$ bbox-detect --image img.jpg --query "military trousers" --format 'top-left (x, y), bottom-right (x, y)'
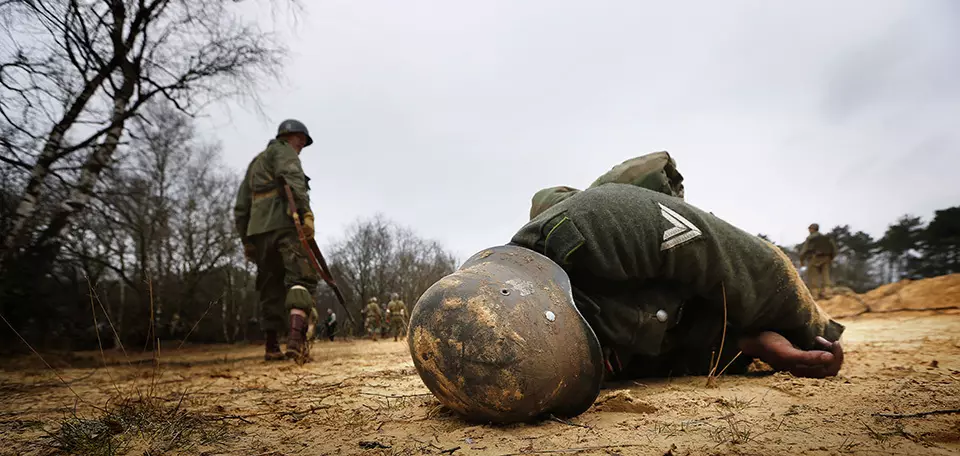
top-left (389, 320), bottom-right (405, 338)
top-left (250, 227), bottom-right (320, 332)
top-left (806, 255), bottom-right (832, 298)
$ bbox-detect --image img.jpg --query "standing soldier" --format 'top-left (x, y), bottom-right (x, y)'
top-left (800, 223), bottom-right (838, 299)
top-left (325, 308), bottom-right (337, 342)
top-left (234, 119), bottom-right (318, 361)
top-left (387, 292), bottom-right (407, 342)
top-left (364, 297), bottom-right (383, 341)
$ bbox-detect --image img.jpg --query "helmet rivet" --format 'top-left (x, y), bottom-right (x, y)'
top-left (500, 288), bottom-right (511, 296)
top-left (545, 310), bottom-right (556, 322)
top-left (656, 309), bottom-right (668, 322)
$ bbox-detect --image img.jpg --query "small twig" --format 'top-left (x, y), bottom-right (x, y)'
top-left (549, 415), bottom-right (592, 429)
top-left (874, 409), bottom-right (960, 418)
top-left (440, 446), bottom-right (461, 454)
top-left (410, 437), bottom-right (443, 450)
top-left (359, 392), bottom-right (433, 398)
top-left (207, 404), bottom-right (330, 422)
top-left (209, 414), bottom-right (253, 424)
top-left (499, 444), bottom-right (646, 455)
top-left (707, 282), bottom-right (729, 383)
top-left (716, 350), bottom-right (744, 378)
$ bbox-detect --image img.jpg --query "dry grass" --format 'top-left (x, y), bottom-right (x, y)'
top-left (2, 277), bottom-right (233, 456)
top-left (43, 397), bottom-right (229, 456)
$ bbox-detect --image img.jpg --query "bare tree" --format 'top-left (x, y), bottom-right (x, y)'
top-left (0, 0), bottom-right (288, 277)
top-left (60, 104), bottom-right (244, 345)
top-left (324, 215), bottom-right (458, 335)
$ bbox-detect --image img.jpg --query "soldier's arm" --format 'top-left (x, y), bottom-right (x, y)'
top-left (272, 142), bottom-right (312, 215)
top-left (233, 163), bottom-right (254, 243)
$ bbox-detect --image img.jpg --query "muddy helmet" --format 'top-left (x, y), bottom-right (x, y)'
top-left (407, 245), bottom-right (603, 423)
top-left (276, 119), bottom-right (313, 147)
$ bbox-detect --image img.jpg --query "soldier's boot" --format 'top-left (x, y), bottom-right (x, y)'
top-left (285, 309), bottom-right (308, 359)
top-left (264, 330), bottom-right (285, 361)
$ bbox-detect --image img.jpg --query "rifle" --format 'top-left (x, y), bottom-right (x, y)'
top-left (278, 177), bottom-right (352, 323)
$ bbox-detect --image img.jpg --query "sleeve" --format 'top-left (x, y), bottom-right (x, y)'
top-left (799, 237), bottom-right (811, 260)
top-left (522, 186), bottom-right (844, 350)
top-left (233, 162), bottom-right (253, 243)
top-left (272, 143), bottom-right (312, 215)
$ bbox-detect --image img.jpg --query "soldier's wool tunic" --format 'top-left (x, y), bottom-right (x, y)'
top-left (511, 184), bottom-right (844, 377)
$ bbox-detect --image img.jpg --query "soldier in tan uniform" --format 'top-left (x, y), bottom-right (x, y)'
top-left (364, 297), bottom-right (383, 341)
top-left (800, 223), bottom-right (838, 299)
top-left (234, 119), bottom-right (318, 361)
top-left (386, 292), bottom-right (407, 342)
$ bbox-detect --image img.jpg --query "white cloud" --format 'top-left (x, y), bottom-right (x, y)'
top-left (205, 0), bottom-right (960, 259)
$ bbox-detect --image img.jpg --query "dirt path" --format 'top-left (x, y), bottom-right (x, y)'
top-left (2, 310), bottom-right (959, 455)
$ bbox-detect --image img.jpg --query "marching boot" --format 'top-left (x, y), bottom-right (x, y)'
top-left (264, 330), bottom-right (285, 361)
top-left (285, 309), bottom-right (308, 359)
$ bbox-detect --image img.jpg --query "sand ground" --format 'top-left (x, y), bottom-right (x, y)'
top-left (2, 309), bottom-right (959, 455)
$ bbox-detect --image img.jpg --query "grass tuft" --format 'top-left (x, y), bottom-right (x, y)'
top-left (43, 397), bottom-right (229, 455)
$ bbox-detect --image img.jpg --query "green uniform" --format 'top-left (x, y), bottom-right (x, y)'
top-left (800, 231), bottom-right (837, 299)
top-left (234, 139), bottom-right (318, 332)
top-left (364, 301), bottom-right (383, 339)
top-left (511, 183), bottom-right (844, 378)
top-left (387, 299), bottom-right (407, 339)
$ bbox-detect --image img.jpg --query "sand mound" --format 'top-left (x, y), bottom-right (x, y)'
top-left (817, 273), bottom-right (960, 315)
top-left (861, 273), bottom-right (960, 312)
top-left (591, 390), bottom-right (658, 414)
top-left (817, 287), bottom-right (869, 318)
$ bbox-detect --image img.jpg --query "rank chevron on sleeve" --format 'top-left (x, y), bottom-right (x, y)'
top-left (658, 202), bottom-right (703, 251)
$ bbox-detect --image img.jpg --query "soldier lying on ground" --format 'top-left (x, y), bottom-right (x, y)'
top-left (407, 154), bottom-right (844, 424)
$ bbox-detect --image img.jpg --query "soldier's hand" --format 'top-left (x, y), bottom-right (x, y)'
top-left (738, 331), bottom-right (843, 378)
top-left (243, 243), bottom-right (256, 262)
top-left (303, 212), bottom-right (315, 240)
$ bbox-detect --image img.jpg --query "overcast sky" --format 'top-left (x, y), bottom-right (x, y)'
top-left (204, 0), bottom-right (960, 261)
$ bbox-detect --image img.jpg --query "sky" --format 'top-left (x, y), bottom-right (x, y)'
top-left (203, 0), bottom-right (960, 262)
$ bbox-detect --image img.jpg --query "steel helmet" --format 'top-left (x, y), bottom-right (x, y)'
top-left (407, 245), bottom-right (603, 423)
top-left (276, 119), bottom-right (313, 147)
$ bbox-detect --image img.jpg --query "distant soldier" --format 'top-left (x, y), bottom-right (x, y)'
top-left (234, 119), bottom-right (318, 361)
top-left (364, 297), bottom-right (383, 341)
top-left (387, 292), bottom-right (408, 342)
top-left (325, 308), bottom-right (337, 342)
top-left (800, 223), bottom-right (838, 299)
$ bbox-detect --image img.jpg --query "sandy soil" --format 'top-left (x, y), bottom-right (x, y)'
top-left (2, 310), bottom-right (959, 456)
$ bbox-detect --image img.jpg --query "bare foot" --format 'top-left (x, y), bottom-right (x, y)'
top-left (738, 332), bottom-right (843, 378)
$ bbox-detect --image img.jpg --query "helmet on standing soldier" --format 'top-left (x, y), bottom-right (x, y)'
top-left (276, 119), bottom-right (313, 147)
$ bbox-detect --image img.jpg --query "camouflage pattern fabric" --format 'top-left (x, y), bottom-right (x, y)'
top-left (234, 138), bottom-right (313, 242)
top-left (365, 301), bottom-right (383, 339)
top-left (387, 299), bottom-right (407, 339)
top-left (528, 152), bottom-right (684, 220)
top-left (249, 227), bottom-right (319, 332)
top-left (510, 183), bottom-right (844, 378)
top-left (588, 151), bottom-right (684, 197)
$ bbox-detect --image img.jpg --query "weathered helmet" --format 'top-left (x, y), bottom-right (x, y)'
top-left (407, 245), bottom-right (603, 423)
top-left (369, 296), bottom-right (378, 304)
top-left (276, 119), bottom-right (313, 146)
top-left (391, 292), bottom-right (400, 300)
